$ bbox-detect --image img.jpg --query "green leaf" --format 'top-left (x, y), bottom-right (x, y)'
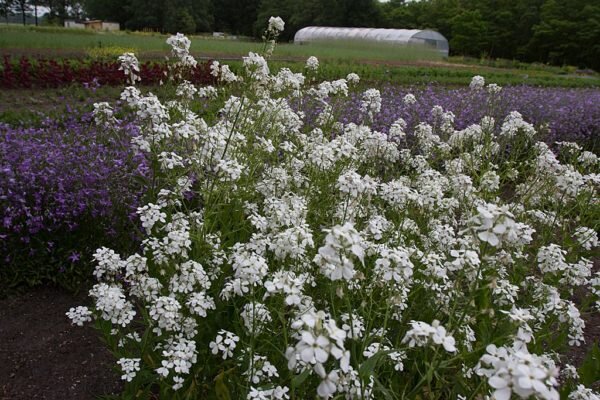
top-left (291, 367), bottom-right (312, 388)
top-left (579, 342), bottom-right (600, 386)
top-left (359, 350), bottom-right (393, 381)
top-left (214, 371), bottom-right (231, 400)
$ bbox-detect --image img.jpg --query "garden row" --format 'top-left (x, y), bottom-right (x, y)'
top-left (0, 56), bottom-right (215, 88)
top-left (2, 54), bottom-right (600, 89)
top-left (2, 82), bottom-right (599, 292)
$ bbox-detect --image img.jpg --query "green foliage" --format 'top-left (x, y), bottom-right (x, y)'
top-left (380, 0), bottom-right (600, 71)
top-left (164, 8), bottom-right (196, 35)
top-left (449, 10), bottom-right (487, 56)
top-left (579, 342), bottom-right (600, 387)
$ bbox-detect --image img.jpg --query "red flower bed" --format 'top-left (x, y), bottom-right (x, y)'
top-left (0, 56), bottom-right (216, 88)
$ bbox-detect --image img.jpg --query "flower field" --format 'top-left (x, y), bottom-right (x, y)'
top-left (1, 18), bottom-right (599, 400)
top-left (0, 113), bottom-right (148, 289)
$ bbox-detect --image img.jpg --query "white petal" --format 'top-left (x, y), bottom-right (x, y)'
top-left (489, 376), bottom-right (508, 389)
top-left (492, 387), bottom-right (512, 400)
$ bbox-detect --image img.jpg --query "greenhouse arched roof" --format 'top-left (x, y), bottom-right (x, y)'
top-left (294, 27), bottom-right (449, 57)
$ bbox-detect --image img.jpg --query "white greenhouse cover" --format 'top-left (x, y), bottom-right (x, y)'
top-left (294, 26), bottom-right (449, 56)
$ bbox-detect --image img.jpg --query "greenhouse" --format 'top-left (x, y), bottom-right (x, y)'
top-left (294, 27), bottom-right (449, 57)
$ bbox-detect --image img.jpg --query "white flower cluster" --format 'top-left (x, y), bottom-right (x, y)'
top-left (117, 358), bottom-right (141, 382)
top-left (92, 102), bottom-right (117, 126)
top-left (306, 56), bottom-right (319, 71)
top-left (118, 52), bottom-right (141, 84)
top-left (209, 329), bottom-right (239, 359)
top-left (268, 16), bottom-right (285, 34)
top-left (475, 344), bottom-right (559, 400)
top-left (166, 33), bottom-right (197, 68)
top-left (70, 20), bottom-right (599, 399)
top-left (156, 335), bottom-right (197, 389)
top-left (286, 310), bottom-right (349, 398)
top-left (569, 385), bottom-right (600, 400)
top-left (66, 306), bottom-right (92, 326)
top-left (469, 75), bottom-right (485, 90)
top-left (314, 223), bottom-right (365, 281)
top-left (467, 203), bottom-right (534, 248)
top-left (402, 320), bottom-right (457, 352)
top-left (360, 88), bottom-right (382, 121)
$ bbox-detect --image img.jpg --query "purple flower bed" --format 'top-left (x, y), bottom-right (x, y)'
top-left (0, 112), bottom-right (148, 290)
top-left (317, 85), bottom-right (600, 148)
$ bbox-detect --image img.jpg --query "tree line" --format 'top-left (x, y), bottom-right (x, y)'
top-left (2, 0), bottom-right (599, 70)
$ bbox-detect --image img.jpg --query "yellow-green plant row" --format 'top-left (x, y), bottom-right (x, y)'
top-left (67, 18), bottom-right (600, 400)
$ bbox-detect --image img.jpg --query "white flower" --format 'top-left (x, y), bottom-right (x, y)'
top-left (175, 80), bottom-right (197, 100)
top-left (470, 75), bottom-right (485, 90)
top-left (360, 88), bottom-right (382, 119)
top-left (568, 385), bottom-right (600, 400)
top-left (314, 223), bottom-right (365, 281)
top-left (248, 386), bottom-right (290, 400)
top-left (500, 111), bottom-right (536, 139)
top-left (488, 83), bottom-right (502, 94)
top-left (66, 306), bottom-right (92, 326)
top-left (241, 302), bottom-right (272, 334)
top-left (346, 72), bottom-right (360, 84)
top-left (316, 368), bottom-right (339, 398)
top-left (574, 226), bottom-right (598, 250)
top-left (118, 52), bottom-right (141, 84)
top-left (480, 170), bottom-right (500, 192)
top-left (117, 358), bottom-right (141, 382)
top-left (374, 246), bottom-right (414, 283)
top-left (244, 354), bottom-right (279, 384)
top-left (402, 320), bottom-right (456, 353)
top-left (468, 203), bottom-right (533, 248)
top-left (198, 85), bottom-right (218, 99)
top-left (403, 93), bottom-right (417, 105)
top-left (306, 56), bottom-right (319, 71)
top-left (186, 292), bottom-right (215, 317)
top-left (340, 313), bottom-right (365, 339)
top-left (209, 330), bottom-right (239, 359)
top-left (268, 16), bottom-right (285, 34)
top-left (149, 296), bottom-right (182, 331)
top-left (156, 336), bottom-right (197, 379)
top-left (166, 33), bottom-right (192, 59)
top-left (537, 244), bottom-right (568, 273)
top-left (286, 310), bottom-right (349, 398)
top-left (244, 52), bottom-right (270, 81)
top-left (89, 283), bottom-right (136, 327)
top-left (92, 102), bottom-right (116, 126)
top-left (388, 118), bottom-right (406, 141)
top-left (475, 344), bottom-right (559, 400)
top-left (137, 203), bottom-right (166, 234)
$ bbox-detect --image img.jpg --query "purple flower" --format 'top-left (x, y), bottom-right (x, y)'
top-left (302, 85), bottom-right (600, 148)
top-left (0, 110), bottom-right (149, 283)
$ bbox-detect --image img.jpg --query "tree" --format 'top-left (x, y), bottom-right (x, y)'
top-left (449, 9), bottom-right (487, 57)
top-left (213, 0), bottom-right (259, 36)
top-left (164, 7), bottom-right (196, 34)
top-left (123, 0), bottom-right (164, 31)
top-left (83, 0), bottom-right (131, 25)
top-left (18, 0), bottom-right (31, 25)
top-left (0, 0), bottom-right (16, 23)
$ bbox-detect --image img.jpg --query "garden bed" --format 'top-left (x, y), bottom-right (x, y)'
top-left (0, 286), bottom-right (122, 399)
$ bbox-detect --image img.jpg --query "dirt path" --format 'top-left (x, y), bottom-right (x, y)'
top-left (0, 286), bottom-right (121, 400)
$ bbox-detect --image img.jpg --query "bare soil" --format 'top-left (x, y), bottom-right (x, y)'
top-left (0, 286), bottom-right (122, 400)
